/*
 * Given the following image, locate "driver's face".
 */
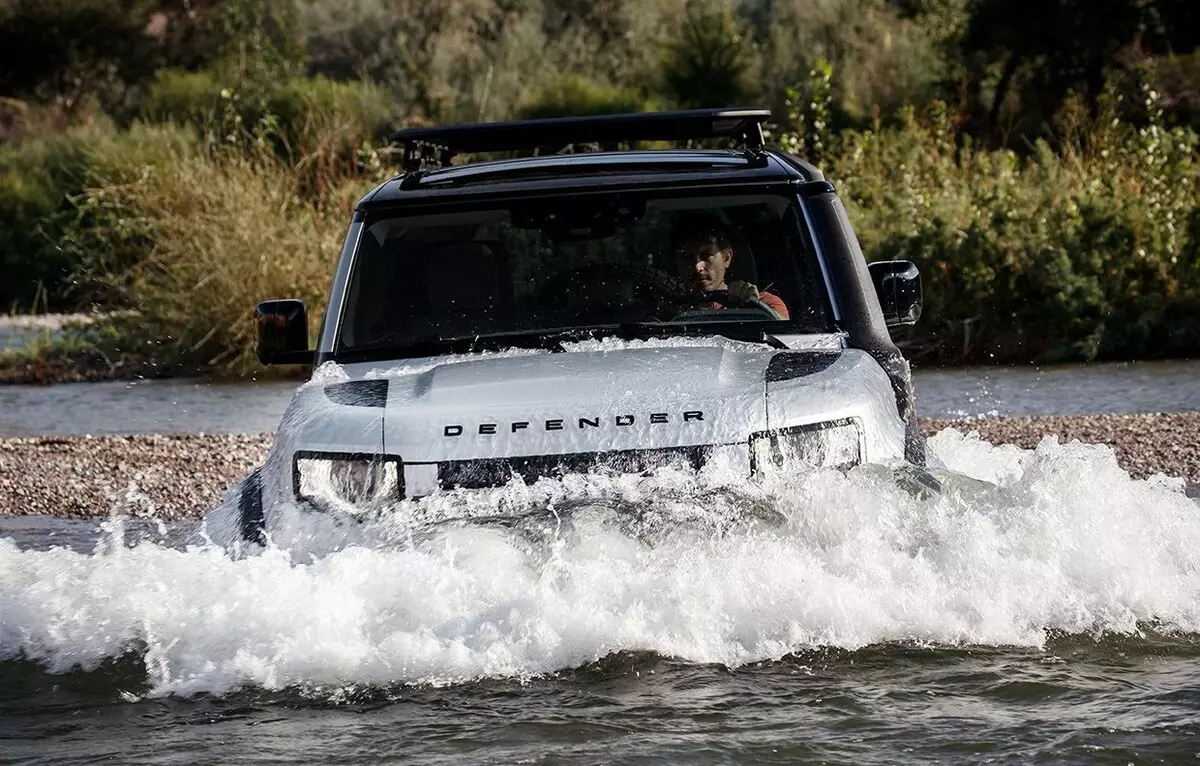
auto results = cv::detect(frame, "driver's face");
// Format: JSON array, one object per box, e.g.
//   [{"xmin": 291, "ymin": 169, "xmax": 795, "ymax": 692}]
[{"xmin": 675, "ymin": 238, "xmax": 732, "ymax": 293}]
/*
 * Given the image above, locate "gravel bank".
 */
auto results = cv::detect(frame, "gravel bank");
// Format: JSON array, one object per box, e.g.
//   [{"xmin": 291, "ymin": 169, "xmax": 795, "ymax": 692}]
[
  {"xmin": 2, "ymin": 412, "xmax": 1197, "ymax": 518},
  {"xmin": 0, "ymin": 434, "xmax": 267, "ymax": 519}
]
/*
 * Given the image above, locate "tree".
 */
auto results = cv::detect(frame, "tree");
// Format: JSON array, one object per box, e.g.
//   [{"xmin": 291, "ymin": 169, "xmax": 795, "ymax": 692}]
[
  {"xmin": 661, "ymin": 2, "xmax": 756, "ymax": 108},
  {"xmin": 964, "ymin": 0, "xmax": 1200, "ymax": 134},
  {"xmin": 0, "ymin": 0, "xmax": 158, "ymax": 110}
]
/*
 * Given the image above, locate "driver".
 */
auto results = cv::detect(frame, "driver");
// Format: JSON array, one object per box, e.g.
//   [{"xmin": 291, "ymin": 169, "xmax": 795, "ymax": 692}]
[{"xmin": 669, "ymin": 213, "xmax": 789, "ymax": 319}]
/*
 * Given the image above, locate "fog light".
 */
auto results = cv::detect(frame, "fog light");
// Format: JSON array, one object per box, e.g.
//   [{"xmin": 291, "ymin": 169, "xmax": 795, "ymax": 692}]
[
  {"xmin": 750, "ymin": 419, "xmax": 862, "ymax": 472},
  {"xmin": 293, "ymin": 452, "xmax": 404, "ymax": 512}
]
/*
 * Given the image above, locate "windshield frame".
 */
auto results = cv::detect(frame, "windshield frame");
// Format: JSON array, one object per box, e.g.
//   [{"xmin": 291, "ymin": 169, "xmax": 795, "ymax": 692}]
[{"xmin": 332, "ymin": 184, "xmax": 836, "ymax": 363}]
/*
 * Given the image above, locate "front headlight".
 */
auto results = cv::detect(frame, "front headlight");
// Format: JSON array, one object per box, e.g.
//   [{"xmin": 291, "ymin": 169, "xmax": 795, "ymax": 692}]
[
  {"xmin": 750, "ymin": 418, "xmax": 863, "ymax": 473},
  {"xmin": 293, "ymin": 452, "xmax": 404, "ymax": 512}
]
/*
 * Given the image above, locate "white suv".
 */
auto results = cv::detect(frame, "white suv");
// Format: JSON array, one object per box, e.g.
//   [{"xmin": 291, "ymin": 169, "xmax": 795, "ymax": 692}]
[{"xmin": 238, "ymin": 108, "xmax": 924, "ymax": 543}]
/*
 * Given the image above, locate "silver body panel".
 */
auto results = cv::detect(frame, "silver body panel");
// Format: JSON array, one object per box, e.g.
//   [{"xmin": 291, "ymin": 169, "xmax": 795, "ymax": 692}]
[
  {"xmin": 261, "ymin": 337, "xmax": 907, "ymax": 510},
  {"xmin": 253, "ymin": 161, "xmax": 914, "ymax": 518}
]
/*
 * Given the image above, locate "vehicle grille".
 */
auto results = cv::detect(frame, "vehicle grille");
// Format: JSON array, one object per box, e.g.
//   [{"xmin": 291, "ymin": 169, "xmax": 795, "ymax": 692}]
[{"xmin": 437, "ymin": 446, "xmax": 709, "ymax": 490}]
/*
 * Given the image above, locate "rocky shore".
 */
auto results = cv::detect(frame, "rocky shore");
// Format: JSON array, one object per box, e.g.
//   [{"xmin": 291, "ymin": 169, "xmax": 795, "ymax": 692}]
[{"xmin": 1, "ymin": 412, "xmax": 1197, "ymax": 519}]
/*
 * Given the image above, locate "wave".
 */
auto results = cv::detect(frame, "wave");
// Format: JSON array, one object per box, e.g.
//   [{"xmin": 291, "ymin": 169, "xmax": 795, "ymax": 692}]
[{"xmin": 2, "ymin": 429, "xmax": 1199, "ymax": 697}]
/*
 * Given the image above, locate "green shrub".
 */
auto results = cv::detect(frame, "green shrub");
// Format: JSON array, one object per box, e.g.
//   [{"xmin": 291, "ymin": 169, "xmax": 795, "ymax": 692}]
[
  {"xmin": 660, "ymin": 2, "xmax": 757, "ymax": 108},
  {"xmin": 264, "ymin": 76, "xmax": 392, "ymax": 153},
  {"xmin": 85, "ymin": 151, "xmax": 363, "ymax": 373},
  {"xmin": 519, "ymin": 75, "xmax": 654, "ymax": 120},
  {"xmin": 139, "ymin": 70, "xmax": 394, "ymax": 197},
  {"xmin": 0, "ymin": 121, "xmax": 197, "ymax": 310},
  {"xmin": 140, "ymin": 70, "xmax": 226, "ymax": 127},
  {"xmin": 142, "ymin": 71, "xmax": 392, "ymax": 154},
  {"xmin": 778, "ymin": 84, "xmax": 1200, "ymax": 363},
  {"xmin": 760, "ymin": 0, "xmax": 962, "ymax": 125}
]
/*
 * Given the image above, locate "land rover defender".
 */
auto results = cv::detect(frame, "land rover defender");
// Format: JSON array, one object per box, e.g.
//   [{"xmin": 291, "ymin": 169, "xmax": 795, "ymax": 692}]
[{"xmin": 239, "ymin": 108, "xmax": 924, "ymax": 542}]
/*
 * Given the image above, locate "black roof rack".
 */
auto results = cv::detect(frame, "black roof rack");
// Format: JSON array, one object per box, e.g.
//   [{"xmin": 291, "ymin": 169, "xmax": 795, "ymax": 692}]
[{"xmin": 390, "ymin": 107, "xmax": 771, "ymax": 173}]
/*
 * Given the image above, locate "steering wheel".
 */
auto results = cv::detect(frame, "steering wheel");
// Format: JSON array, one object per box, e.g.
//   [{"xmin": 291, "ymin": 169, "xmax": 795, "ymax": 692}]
[{"xmin": 671, "ymin": 289, "xmax": 780, "ymax": 320}]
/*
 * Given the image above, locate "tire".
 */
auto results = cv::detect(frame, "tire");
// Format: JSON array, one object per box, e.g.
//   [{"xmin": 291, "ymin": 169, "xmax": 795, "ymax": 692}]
[{"xmin": 238, "ymin": 468, "xmax": 266, "ymax": 545}]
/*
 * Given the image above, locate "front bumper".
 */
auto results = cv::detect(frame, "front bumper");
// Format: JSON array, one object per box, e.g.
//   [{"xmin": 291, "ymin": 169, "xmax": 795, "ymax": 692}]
[{"xmin": 292, "ymin": 417, "xmax": 865, "ymax": 502}]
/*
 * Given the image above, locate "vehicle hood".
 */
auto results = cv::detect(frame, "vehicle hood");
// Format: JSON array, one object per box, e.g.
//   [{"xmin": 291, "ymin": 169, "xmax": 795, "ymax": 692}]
[{"xmin": 354, "ymin": 343, "xmax": 776, "ymax": 462}]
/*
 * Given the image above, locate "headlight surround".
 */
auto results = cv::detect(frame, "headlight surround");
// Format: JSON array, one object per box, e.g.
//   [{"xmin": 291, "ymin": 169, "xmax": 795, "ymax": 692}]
[
  {"xmin": 293, "ymin": 451, "xmax": 404, "ymax": 512},
  {"xmin": 749, "ymin": 418, "xmax": 863, "ymax": 473}
]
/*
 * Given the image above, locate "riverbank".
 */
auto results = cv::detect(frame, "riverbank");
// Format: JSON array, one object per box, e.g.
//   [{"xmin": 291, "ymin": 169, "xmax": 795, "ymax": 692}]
[{"xmin": 1, "ymin": 412, "xmax": 1197, "ymax": 519}]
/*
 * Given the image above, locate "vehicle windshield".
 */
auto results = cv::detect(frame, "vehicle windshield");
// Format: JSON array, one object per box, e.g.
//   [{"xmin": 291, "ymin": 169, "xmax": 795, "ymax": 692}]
[{"xmin": 336, "ymin": 189, "xmax": 833, "ymax": 360}]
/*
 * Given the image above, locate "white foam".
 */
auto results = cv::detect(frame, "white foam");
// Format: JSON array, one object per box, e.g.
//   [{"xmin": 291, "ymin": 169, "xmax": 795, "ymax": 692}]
[{"xmin": 3, "ymin": 429, "xmax": 1199, "ymax": 697}]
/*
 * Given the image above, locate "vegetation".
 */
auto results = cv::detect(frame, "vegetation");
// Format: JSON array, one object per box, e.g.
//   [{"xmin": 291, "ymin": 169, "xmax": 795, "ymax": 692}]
[
  {"xmin": 1, "ymin": 0, "xmax": 1198, "ymax": 376},
  {"xmin": 803, "ymin": 87, "xmax": 1200, "ymax": 363}
]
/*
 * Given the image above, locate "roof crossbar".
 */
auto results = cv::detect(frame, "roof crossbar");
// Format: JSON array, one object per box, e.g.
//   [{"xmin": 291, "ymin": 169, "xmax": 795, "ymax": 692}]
[{"xmin": 390, "ymin": 107, "xmax": 771, "ymax": 172}]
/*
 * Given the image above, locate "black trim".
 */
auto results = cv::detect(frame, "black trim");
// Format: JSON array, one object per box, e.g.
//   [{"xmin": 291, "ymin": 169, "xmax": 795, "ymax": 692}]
[
  {"xmin": 366, "ymin": 169, "xmax": 800, "ymax": 205},
  {"xmin": 323, "ymin": 380, "xmax": 388, "ymax": 407},
  {"xmin": 799, "ymin": 180, "xmax": 836, "ymax": 197},
  {"xmin": 765, "ymin": 351, "xmax": 840, "ymax": 382},
  {"xmin": 802, "ymin": 191, "xmax": 925, "ymax": 465},
  {"xmin": 776, "ymin": 152, "xmax": 826, "ymax": 182},
  {"xmin": 748, "ymin": 417, "xmax": 863, "ymax": 474},
  {"xmin": 390, "ymin": 108, "xmax": 771, "ymax": 171},
  {"xmin": 292, "ymin": 451, "xmax": 405, "ymax": 502},
  {"xmin": 413, "ymin": 153, "xmax": 768, "ymax": 189},
  {"xmin": 254, "ymin": 299, "xmax": 312, "ymax": 366},
  {"xmin": 436, "ymin": 445, "xmax": 710, "ymax": 490},
  {"xmin": 238, "ymin": 469, "xmax": 265, "ymax": 545}
]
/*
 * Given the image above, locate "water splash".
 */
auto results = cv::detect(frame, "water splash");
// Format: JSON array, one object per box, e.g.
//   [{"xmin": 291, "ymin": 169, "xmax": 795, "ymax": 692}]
[{"xmin": 2, "ymin": 430, "xmax": 1199, "ymax": 698}]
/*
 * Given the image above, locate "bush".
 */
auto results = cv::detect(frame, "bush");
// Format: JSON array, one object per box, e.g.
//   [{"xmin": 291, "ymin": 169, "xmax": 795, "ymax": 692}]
[
  {"xmin": 519, "ymin": 75, "xmax": 654, "ymax": 119},
  {"xmin": 760, "ymin": 0, "xmax": 961, "ymax": 125},
  {"xmin": 141, "ymin": 70, "xmax": 393, "ymax": 159},
  {"xmin": 0, "ymin": 68, "xmax": 393, "ymax": 314},
  {"xmin": 83, "ymin": 152, "xmax": 363, "ymax": 373},
  {"xmin": 0, "ymin": 121, "xmax": 197, "ymax": 311},
  {"xmin": 139, "ymin": 70, "xmax": 226, "ymax": 127},
  {"xmin": 778, "ymin": 84, "xmax": 1200, "ymax": 363},
  {"xmin": 660, "ymin": 2, "xmax": 757, "ymax": 108},
  {"xmin": 296, "ymin": 0, "xmax": 689, "ymax": 124},
  {"xmin": 298, "ymin": 0, "xmax": 549, "ymax": 124},
  {"xmin": 264, "ymin": 76, "xmax": 393, "ymax": 156},
  {"xmin": 0, "ymin": 0, "xmax": 156, "ymax": 113}
]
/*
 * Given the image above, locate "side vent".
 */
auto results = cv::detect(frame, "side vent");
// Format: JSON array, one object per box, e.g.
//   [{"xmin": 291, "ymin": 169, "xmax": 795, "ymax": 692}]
[
  {"xmin": 765, "ymin": 351, "xmax": 840, "ymax": 383},
  {"xmin": 323, "ymin": 380, "xmax": 389, "ymax": 407}
]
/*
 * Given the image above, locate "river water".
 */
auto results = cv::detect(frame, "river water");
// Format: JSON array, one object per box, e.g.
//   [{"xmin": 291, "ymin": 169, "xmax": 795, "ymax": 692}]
[
  {"xmin": 2, "ymin": 358, "xmax": 1200, "ymax": 437},
  {"xmin": 3, "ymin": 361, "xmax": 1200, "ymax": 763}
]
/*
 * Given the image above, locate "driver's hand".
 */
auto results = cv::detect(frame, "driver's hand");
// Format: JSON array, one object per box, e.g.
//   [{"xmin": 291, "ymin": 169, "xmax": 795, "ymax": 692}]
[{"xmin": 726, "ymin": 280, "xmax": 761, "ymax": 305}]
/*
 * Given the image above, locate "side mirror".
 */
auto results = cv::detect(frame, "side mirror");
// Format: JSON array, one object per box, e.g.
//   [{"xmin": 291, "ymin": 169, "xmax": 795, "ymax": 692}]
[
  {"xmin": 868, "ymin": 260, "xmax": 922, "ymax": 327},
  {"xmin": 254, "ymin": 299, "xmax": 314, "ymax": 365}
]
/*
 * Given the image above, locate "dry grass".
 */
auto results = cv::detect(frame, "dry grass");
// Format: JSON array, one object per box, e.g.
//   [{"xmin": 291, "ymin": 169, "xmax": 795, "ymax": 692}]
[{"xmin": 107, "ymin": 153, "xmax": 365, "ymax": 371}]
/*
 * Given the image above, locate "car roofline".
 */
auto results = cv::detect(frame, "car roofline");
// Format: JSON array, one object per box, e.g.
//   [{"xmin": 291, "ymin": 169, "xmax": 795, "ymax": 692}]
[{"xmin": 359, "ymin": 149, "xmax": 816, "ymax": 207}]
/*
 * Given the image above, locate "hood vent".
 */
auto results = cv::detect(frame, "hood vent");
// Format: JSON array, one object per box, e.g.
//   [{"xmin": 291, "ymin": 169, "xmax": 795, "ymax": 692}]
[
  {"xmin": 324, "ymin": 379, "xmax": 389, "ymax": 407},
  {"xmin": 765, "ymin": 351, "xmax": 840, "ymax": 382}
]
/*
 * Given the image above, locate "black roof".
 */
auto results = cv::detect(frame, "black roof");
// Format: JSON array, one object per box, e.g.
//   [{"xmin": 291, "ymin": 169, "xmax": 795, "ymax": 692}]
[
  {"xmin": 357, "ymin": 107, "xmax": 824, "ymax": 207},
  {"xmin": 361, "ymin": 150, "xmax": 816, "ymax": 206}
]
